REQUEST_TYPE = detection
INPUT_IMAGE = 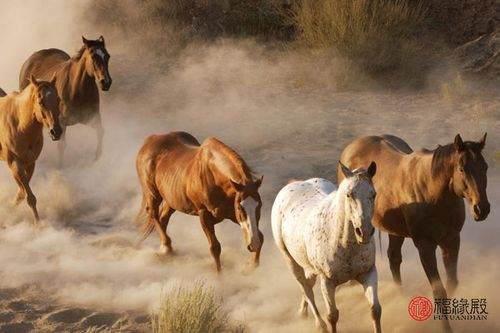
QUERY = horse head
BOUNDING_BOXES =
[29,75,62,141]
[451,133,490,221]
[338,161,377,244]
[231,176,264,253]
[81,35,112,91]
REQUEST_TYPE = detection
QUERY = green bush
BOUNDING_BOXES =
[151,281,245,333]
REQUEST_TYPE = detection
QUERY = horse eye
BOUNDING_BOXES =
[459,167,464,173]
[346,193,352,198]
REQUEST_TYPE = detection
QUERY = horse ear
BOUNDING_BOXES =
[98,35,105,44]
[479,132,487,149]
[367,161,377,178]
[50,74,57,85]
[230,180,245,192]
[29,75,38,87]
[339,161,353,178]
[82,35,90,46]
[454,134,464,151]
[254,175,263,188]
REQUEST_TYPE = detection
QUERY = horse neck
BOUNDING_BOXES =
[67,53,95,96]
[410,150,455,200]
[319,187,357,247]
[207,146,251,186]
[15,86,42,134]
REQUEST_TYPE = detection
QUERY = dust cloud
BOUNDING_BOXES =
[0,1,499,332]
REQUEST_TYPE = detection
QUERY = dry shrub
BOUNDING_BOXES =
[290,0,429,75]
[151,281,246,333]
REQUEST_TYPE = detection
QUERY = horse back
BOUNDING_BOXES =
[19,48,70,90]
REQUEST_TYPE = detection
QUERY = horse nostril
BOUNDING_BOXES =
[355,227,363,237]
[247,244,254,252]
[50,129,55,136]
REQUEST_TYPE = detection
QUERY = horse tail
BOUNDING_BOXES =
[134,194,154,247]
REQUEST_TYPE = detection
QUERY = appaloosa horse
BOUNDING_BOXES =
[339,134,490,333]
[19,36,112,163]
[272,162,381,333]
[0,75,63,223]
[136,131,264,272]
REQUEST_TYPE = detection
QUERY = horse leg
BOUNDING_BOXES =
[357,266,382,333]
[414,237,453,333]
[298,274,317,318]
[144,195,166,255]
[9,159,39,224]
[89,113,104,161]
[58,127,66,168]
[286,259,326,332]
[250,230,264,268]
[319,276,339,333]
[199,209,222,272]
[387,234,405,285]
[440,234,460,296]
[158,205,175,255]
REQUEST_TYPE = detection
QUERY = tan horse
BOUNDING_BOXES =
[136,131,264,272]
[19,36,112,164]
[0,75,63,224]
[339,134,489,333]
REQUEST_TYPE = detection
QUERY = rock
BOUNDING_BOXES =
[452,30,500,81]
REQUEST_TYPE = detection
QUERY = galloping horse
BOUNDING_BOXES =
[136,131,264,272]
[272,162,380,333]
[19,36,112,163]
[339,134,489,333]
[0,75,63,224]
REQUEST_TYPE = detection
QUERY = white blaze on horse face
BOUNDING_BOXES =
[240,196,261,251]
[345,178,375,244]
[95,48,106,62]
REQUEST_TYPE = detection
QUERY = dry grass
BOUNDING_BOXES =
[289,0,428,74]
[151,281,246,333]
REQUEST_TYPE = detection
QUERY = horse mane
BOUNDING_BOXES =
[431,141,484,177]
[73,45,86,60]
[431,143,455,177]
[204,138,255,184]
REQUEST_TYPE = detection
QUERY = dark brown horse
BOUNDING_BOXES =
[136,131,264,272]
[0,75,63,223]
[339,134,489,333]
[19,36,112,164]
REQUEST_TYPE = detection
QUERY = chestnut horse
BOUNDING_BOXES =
[0,75,63,224]
[339,134,489,333]
[19,36,112,164]
[136,131,264,272]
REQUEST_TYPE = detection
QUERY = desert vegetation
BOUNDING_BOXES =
[151,282,245,333]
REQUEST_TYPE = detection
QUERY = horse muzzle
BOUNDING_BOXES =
[100,77,112,91]
[49,127,62,141]
[472,202,490,222]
